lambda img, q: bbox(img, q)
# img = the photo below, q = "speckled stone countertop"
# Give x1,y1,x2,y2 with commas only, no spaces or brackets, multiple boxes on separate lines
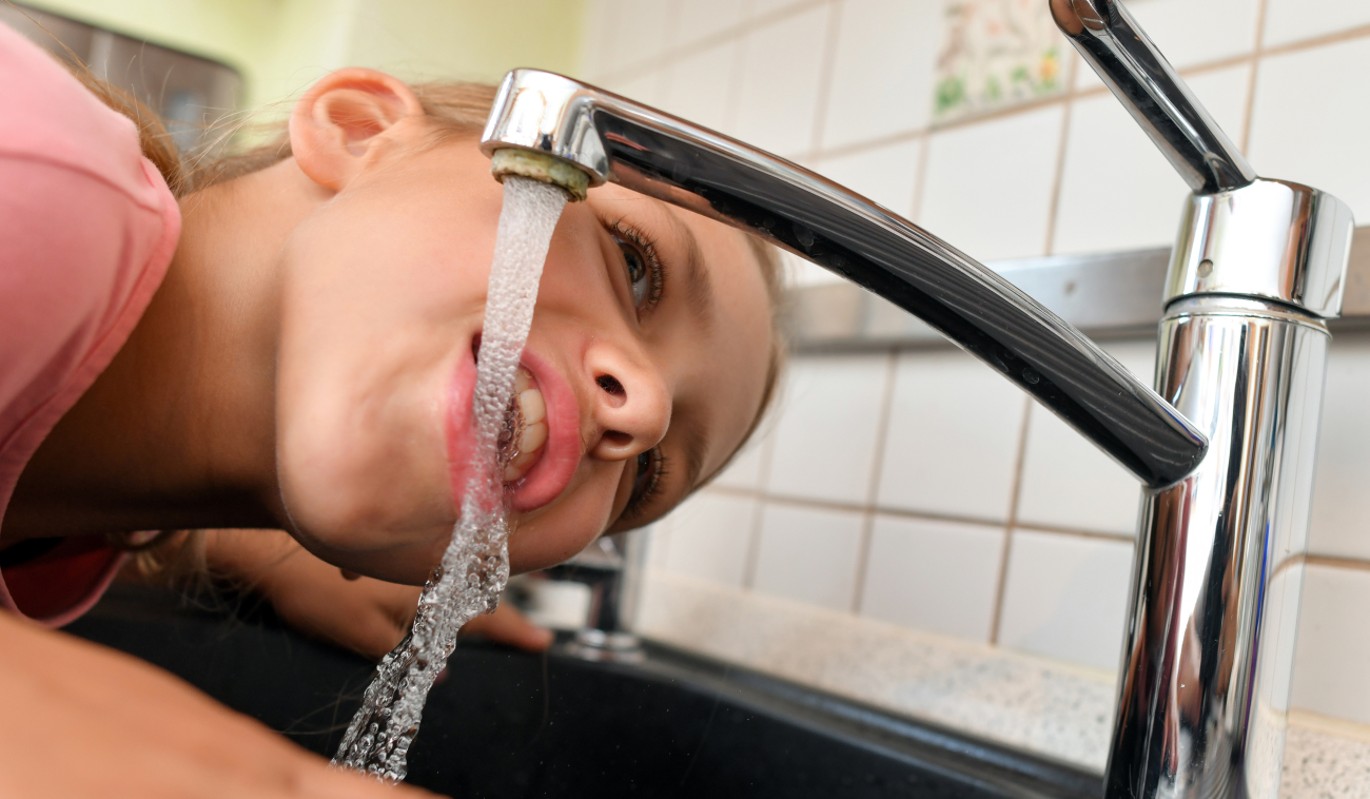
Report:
635,572,1370,798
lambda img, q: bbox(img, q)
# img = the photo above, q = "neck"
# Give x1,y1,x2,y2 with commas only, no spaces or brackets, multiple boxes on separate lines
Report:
2,160,323,544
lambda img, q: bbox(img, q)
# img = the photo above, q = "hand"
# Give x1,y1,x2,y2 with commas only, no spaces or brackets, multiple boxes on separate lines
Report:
459,600,554,652
199,529,421,659
195,530,552,658
0,612,446,798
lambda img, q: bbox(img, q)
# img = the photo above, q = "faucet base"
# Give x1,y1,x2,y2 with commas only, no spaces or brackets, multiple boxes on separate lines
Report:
1106,306,1329,798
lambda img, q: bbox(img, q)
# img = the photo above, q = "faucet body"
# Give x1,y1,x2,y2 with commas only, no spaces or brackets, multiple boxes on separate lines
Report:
1054,3,1353,794
1117,185,1349,797
480,0,1353,791
537,536,645,663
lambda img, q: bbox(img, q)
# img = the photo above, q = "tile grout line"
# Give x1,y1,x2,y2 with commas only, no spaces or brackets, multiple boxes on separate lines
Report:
741,418,780,592
591,11,1370,143
848,349,900,615
1279,553,1370,576
807,0,845,156
1042,43,1080,256
988,395,1034,646
906,126,932,226
1261,22,1370,58
1239,0,1270,154
591,0,832,87
706,483,1145,542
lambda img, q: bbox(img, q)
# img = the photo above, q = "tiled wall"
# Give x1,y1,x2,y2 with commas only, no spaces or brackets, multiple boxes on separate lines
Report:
577,0,1370,731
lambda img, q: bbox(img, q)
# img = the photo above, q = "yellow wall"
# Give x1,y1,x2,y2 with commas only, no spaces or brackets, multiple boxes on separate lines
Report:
16,0,584,112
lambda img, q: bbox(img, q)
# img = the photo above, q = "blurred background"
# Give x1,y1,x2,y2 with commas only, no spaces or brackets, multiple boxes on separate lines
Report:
7,0,1370,777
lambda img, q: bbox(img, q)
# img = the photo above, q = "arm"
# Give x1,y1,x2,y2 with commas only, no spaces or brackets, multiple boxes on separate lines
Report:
154,529,551,659
0,611,444,798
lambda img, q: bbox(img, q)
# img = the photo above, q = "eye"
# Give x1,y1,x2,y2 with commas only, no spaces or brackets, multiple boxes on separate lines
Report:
609,220,664,312
622,450,668,523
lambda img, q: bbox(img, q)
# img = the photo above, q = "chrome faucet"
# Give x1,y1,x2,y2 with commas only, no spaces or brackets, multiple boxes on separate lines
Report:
479,0,1353,793
536,535,646,663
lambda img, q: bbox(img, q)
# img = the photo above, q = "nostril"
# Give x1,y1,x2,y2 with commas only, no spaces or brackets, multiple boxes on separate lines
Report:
596,375,624,396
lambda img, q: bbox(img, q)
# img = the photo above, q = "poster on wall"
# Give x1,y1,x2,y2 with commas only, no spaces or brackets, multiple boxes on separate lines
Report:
935,0,1066,123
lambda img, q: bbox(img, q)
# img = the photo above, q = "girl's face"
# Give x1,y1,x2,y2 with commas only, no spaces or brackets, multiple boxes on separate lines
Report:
272,104,774,584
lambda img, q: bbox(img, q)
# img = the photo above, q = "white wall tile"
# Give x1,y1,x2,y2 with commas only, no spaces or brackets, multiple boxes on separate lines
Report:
1264,0,1370,47
661,492,758,588
753,502,865,611
1309,334,1370,561
1072,0,1259,93
808,138,922,220
1054,66,1250,256
732,3,833,157
668,0,749,50
997,531,1133,671
1133,0,1261,67
1291,564,1370,725
820,0,941,150
918,106,1063,262
748,0,811,21
577,0,616,79
601,68,670,110
1248,38,1370,224
1259,562,1304,713
876,350,1025,523
859,515,1004,641
606,0,674,75
766,354,889,505
642,521,672,570
662,38,743,135
784,249,844,288
1016,340,1154,536
710,416,772,491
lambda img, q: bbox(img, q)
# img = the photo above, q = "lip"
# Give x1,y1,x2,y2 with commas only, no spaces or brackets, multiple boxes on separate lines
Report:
445,341,581,515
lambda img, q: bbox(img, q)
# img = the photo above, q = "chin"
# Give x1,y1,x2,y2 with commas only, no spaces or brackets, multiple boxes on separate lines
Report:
284,511,454,586
506,516,604,575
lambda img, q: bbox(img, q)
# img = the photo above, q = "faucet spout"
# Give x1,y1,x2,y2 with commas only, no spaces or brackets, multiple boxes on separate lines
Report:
481,68,1207,489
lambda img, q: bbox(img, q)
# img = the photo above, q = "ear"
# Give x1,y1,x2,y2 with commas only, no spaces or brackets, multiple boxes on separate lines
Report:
288,68,425,192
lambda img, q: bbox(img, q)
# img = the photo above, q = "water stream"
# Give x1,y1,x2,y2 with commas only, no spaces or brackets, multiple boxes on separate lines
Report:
333,175,569,782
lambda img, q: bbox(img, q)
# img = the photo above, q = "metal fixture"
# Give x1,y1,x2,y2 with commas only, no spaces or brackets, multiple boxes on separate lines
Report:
784,225,1370,352
481,69,1206,489
481,0,1352,792
1053,2,1352,795
538,536,645,663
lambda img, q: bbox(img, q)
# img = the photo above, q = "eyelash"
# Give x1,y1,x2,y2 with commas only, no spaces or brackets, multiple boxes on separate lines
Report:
622,450,670,524
600,216,668,523
607,218,665,314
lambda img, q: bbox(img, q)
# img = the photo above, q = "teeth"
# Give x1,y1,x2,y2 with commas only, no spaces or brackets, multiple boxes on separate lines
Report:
518,388,545,424
502,368,549,484
519,420,547,453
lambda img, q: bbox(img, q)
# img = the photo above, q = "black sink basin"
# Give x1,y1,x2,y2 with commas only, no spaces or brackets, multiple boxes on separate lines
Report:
67,585,1102,798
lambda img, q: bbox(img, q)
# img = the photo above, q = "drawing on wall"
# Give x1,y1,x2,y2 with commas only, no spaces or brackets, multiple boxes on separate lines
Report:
935,0,1065,122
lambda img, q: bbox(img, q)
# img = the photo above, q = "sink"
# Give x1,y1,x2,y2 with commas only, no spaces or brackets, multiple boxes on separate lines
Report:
67,585,1101,798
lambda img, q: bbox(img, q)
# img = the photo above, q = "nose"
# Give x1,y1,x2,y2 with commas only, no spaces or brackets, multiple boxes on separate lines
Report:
586,348,671,462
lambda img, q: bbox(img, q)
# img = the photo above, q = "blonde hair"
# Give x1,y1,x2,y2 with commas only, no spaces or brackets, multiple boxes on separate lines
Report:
187,82,503,194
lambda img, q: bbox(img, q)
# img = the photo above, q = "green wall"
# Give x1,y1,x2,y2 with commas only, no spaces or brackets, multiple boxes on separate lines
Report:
17,0,585,112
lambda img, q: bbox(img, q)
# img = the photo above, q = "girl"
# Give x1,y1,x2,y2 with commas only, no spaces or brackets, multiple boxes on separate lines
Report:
0,17,781,799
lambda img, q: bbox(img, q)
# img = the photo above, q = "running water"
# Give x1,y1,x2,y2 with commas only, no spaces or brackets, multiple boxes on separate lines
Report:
333,175,570,782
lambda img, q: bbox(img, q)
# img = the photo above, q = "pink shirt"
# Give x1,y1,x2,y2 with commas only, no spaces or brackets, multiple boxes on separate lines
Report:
0,23,181,625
